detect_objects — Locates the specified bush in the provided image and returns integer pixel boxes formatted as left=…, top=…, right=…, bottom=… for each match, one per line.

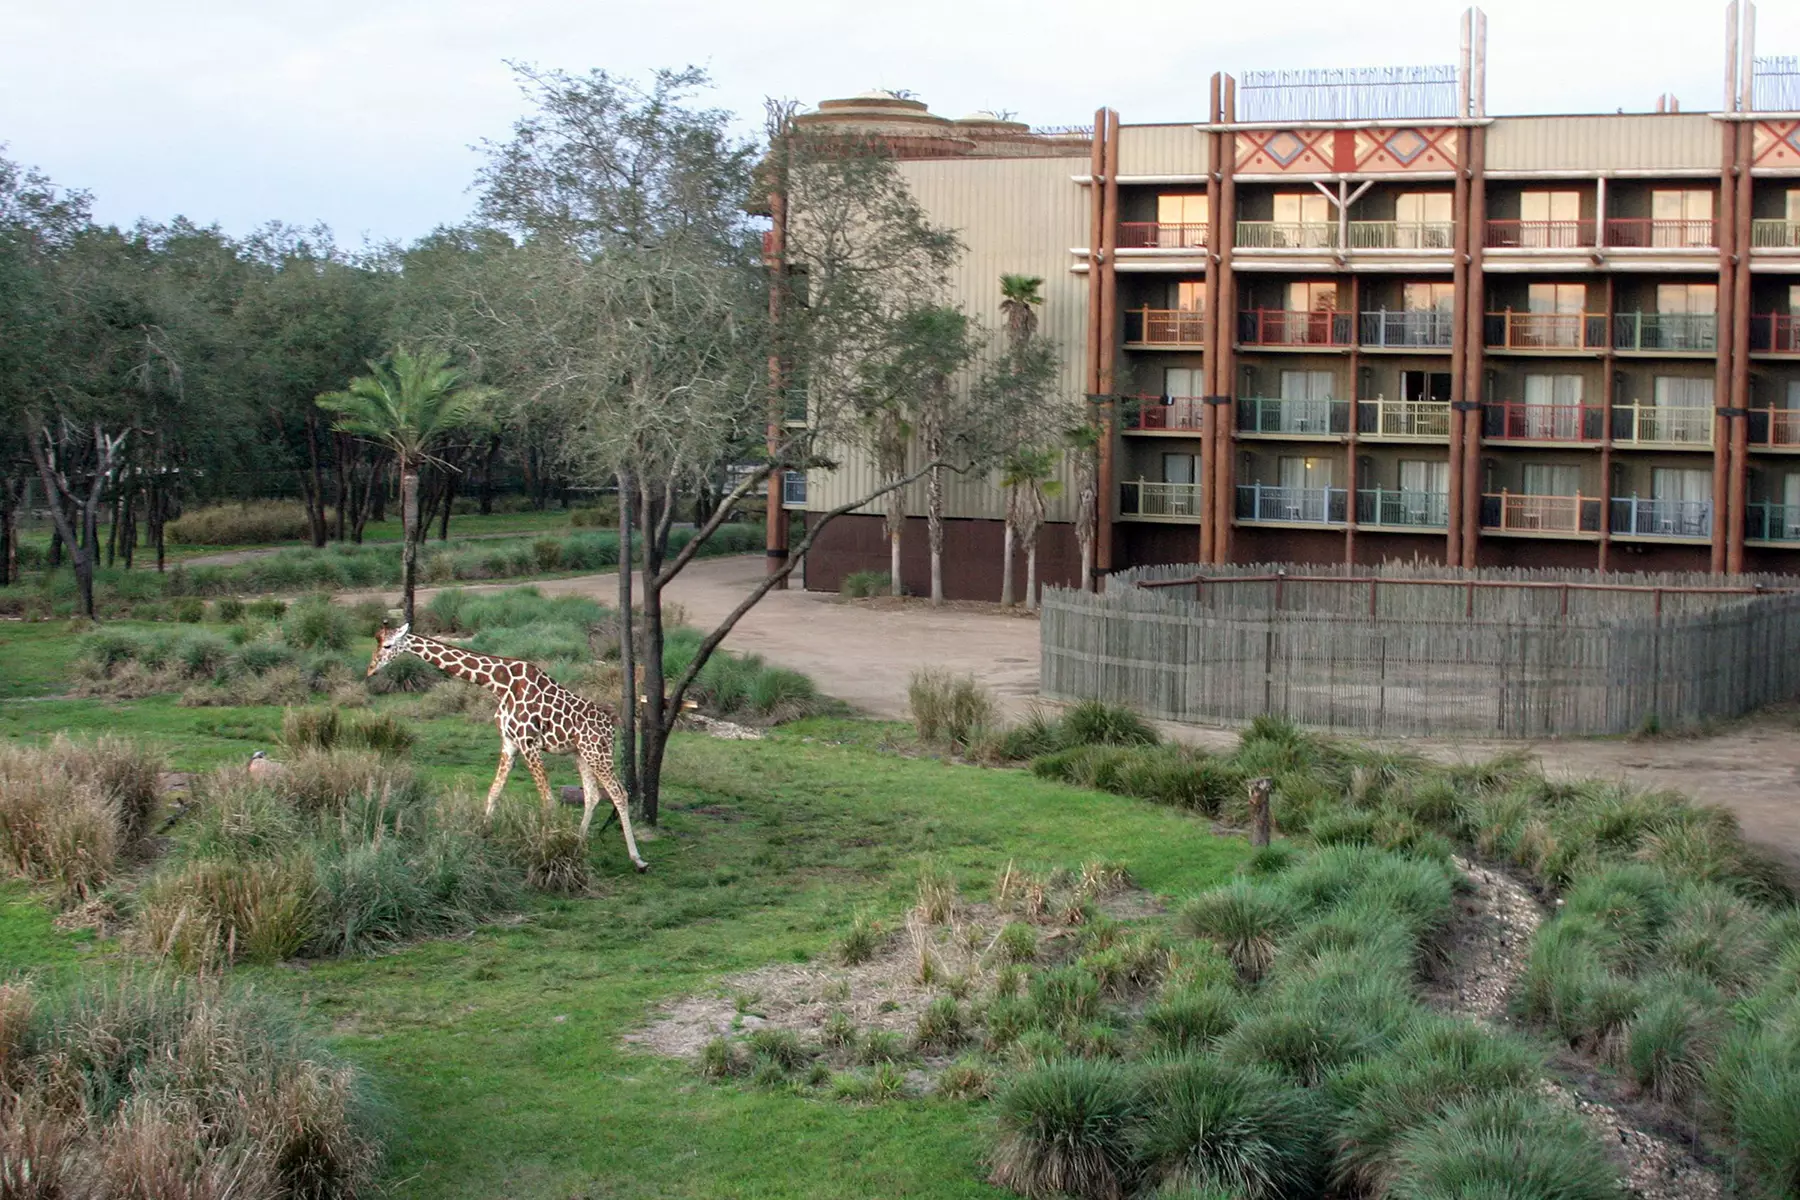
left=283, top=595, right=355, bottom=651
left=502, top=808, right=591, bottom=896
left=172, top=595, right=205, bottom=623
left=989, top=1058, right=1142, bottom=1200
left=1624, top=988, right=1719, bottom=1104
left=215, top=596, right=247, bottom=622
left=367, top=653, right=439, bottom=694
left=1111, top=748, right=1243, bottom=815
left=1031, top=967, right=1105, bottom=1032
left=840, top=570, right=892, bottom=599
left=247, top=598, right=287, bottom=620
left=1136, top=1056, right=1324, bottom=1199
left=838, top=911, right=883, bottom=965
left=909, top=668, right=998, bottom=749
left=997, top=922, right=1039, bottom=964
left=1516, top=916, right=1641, bottom=1049
left=167, top=499, right=316, bottom=545
left=1142, top=985, right=1240, bottom=1054
left=1384, top=1093, right=1620, bottom=1200
left=914, top=995, right=967, bottom=1052
left=1177, top=881, right=1298, bottom=982
left=283, top=707, right=343, bottom=753
left=988, top=708, right=1067, bottom=762
left=347, top=712, right=415, bottom=756
left=1059, top=700, right=1159, bottom=748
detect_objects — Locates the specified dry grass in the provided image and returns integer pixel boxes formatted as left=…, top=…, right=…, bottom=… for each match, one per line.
left=0, top=737, right=164, bottom=905
left=908, top=669, right=998, bottom=750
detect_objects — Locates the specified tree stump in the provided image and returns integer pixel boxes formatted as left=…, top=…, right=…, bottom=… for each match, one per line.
left=1247, top=776, right=1274, bottom=848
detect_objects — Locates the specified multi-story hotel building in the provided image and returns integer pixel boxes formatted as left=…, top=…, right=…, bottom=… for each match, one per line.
left=779, top=12, right=1800, bottom=598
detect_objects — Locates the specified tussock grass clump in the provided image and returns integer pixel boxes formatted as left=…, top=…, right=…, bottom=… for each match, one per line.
left=914, top=995, right=968, bottom=1053
left=838, top=911, right=884, bottom=965
left=839, top=570, right=891, bottom=599
left=1177, top=881, right=1297, bottom=982
left=909, top=668, right=998, bottom=750
left=1136, top=1056, right=1325, bottom=1200
left=1030, top=966, right=1104, bottom=1032
left=0, top=736, right=165, bottom=903
left=997, top=921, right=1039, bottom=964
left=282, top=595, right=354, bottom=651
left=282, top=706, right=342, bottom=753
left=500, top=808, right=591, bottom=897
left=1383, top=1093, right=1620, bottom=1200
left=1059, top=700, right=1159, bottom=749
left=366, top=653, right=438, bottom=694
left=1142, top=985, right=1240, bottom=1054
left=167, top=499, right=317, bottom=545
left=1516, top=916, right=1641, bottom=1050
left=989, top=1058, right=1141, bottom=1200
left=1624, top=988, right=1720, bottom=1104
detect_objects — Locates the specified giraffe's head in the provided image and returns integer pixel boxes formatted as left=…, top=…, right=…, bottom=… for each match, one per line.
left=368, top=623, right=412, bottom=677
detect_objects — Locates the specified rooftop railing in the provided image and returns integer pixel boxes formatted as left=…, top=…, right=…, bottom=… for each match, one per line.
left=1235, top=221, right=1338, bottom=250
left=1750, top=219, right=1800, bottom=249
left=1611, top=497, right=1713, bottom=539
left=1481, top=492, right=1604, bottom=534
left=1236, top=484, right=1349, bottom=525
left=1119, top=222, right=1209, bottom=249
left=1611, top=402, right=1714, bottom=447
left=1613, top=313, right=1718, bottom=352
left=1124, top=307, right=1207, bottom=346
left=1485, top=311, right=1609, bottom=351
left=1357, top=398, right=1452, bottom=439
left=1126, top=395, right=1204, bottom=432
left=1237, top=396, right=1351, bottom=436
left=1482, top=402, right=1606, bottom=442
left=1484, top=219, right=1596, bottom=249
left=1119, top=480, right=1203, bottom=520
left=1357, top=488, right=1449, bottom=529
left=1748, top=314, right=1800, bottom=354
left=1347, top=220, right=1455, bottom=250
left=1361, top=309, right=1455, bottom=348
left=1602, top=218, right=1716, bottom=249
left=1239, top=308, right=1354, bottom=347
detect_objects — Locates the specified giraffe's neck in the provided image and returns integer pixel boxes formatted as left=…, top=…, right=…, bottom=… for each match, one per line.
left=404, top=635, right=517, bottom=697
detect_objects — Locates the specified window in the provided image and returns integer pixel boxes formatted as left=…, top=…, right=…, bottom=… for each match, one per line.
left=1522, top=463, right=1583, bottom=496
left=1401, top=371, right=1453, bottom=403
left=1403, top=282, right=1455, bottom=312
left=1520, top=190, right=1582, bottom=247
left=1788, top=191, right=1800, bottom=223
left=1272, top=193, right=1333, bottom=247
left=1163, top=367, right=1198, bottom=399
left=1155, top=195, right=1208, bottom=247
left=1279, top=370, right=1336, bottom=432
left=1650, top=189, right=1714, bottom=246
left=1399, top=459, right=1449, bottom=495
left=1652, top=468, right=1711, bottom=503
left=1172, top=281, right=1205, bottom=311
left=1288, top=282, right=1338, bottom=312
left=1522, top=374, right=1585, bottom=438
left=1279, top=455, right=1334, bottom=489
left=1653, top=377, right=1713, bottom=408
left=1648, top=469, right=1713, bottom=535
left=1655, top=284, right=1716, bottom=316
left=1528, top=283, right=1586, bottom=314
left=1394, top=193, right=1453, bottom=247
left=1279, top=371, right=1335, bottom=400
left=1785, top=475, right=1800, bottom=535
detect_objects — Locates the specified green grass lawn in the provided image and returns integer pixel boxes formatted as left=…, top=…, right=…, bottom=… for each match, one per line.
left=0, top=623, right=1247, bottom=1199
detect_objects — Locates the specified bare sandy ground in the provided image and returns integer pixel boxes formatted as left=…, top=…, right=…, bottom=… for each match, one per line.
left=349, top=556, right=1800, bottom=875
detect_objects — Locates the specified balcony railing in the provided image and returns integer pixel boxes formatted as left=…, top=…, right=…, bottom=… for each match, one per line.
left=1347, top=221, right=1455, bottom=250
left=1239, top=309, right=1354, bottom=346
left=1750, top=219, right=1800, bottom=249
left=1119, top=222, right=1209, bottom=249
left=1357, top=489, right=1449, bottom=529
left=1361, top=309, right=1455, bottom=348
left=1484, top=219, right=1596, bottom=249
left=1747, top=502, right=1800, bottom=541
left=1235, top=221, right=1337, bottom=249
left=1127, top=395, right=1204, bottom=431
left=1748, top=407, right=1800, bottom=448
left=1119, top=480, right=1203, bottom=519
left=1236, top=484, right=1349, bottom=525
left=1357, top=398, right=1452, bottom=439
left=1481, top=492, right=1604, bottom=534
left=1613, top=312, right=1718, bottom=352
left=1749, top=314, right=1800, bottom=354
left=1603, top=218, right=1716, bottom=249
left=1611, top=497, right=1713, bottom=539
left=1482, top=402, right=1606, bottom=442
left=1485, top=311, right=1609, bottom=350
left=1125, top=307, right=1207, bottom=346
left=781, top=471, right=807, bottom=507
left=1237, top=397, right=1351, bottom=435
left=1611, top=402, right=1714, bottom=446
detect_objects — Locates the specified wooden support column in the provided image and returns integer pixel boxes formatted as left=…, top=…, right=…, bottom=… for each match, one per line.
left=1345, top=275, right=1361, bottom=567
left=1096, top=109, right=1121, bottom=577
left=1599, top=275, right=1615, bottom=573
left=1727, top=118, right=1753, bottom=574
left=1711, top=122, right=1737, bottom=574
left=1212, top=78, right=1238, bottom=563
left=1200, top=76, right=1223, bottom=565
left=764, top=147, right=791, bottom=584
left=1083, top=110, right=1106, bottom=590
left=1446, top=124, right=1471, bottom=567
left=1460, top=123, right=1487, bottom=566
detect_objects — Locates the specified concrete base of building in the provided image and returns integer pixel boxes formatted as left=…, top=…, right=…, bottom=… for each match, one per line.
left=801, top=513, right=1080, bottom=600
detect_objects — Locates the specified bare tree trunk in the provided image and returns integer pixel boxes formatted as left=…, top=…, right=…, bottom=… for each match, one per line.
left=1025, top=539, right=1039, bottom=612
left=333, top=433, right=351, bottom=542
left=1000, top=517, right=1016, bottom=607
left=302, top=411, right=327, bottom=548
left=0, top=477, right=20, bottom=587
left=635, top=476, right=674, bottom=826
left=439, top=458, right=457, bottom=541
left=616, top=468, right=638, bottom=814
left=150, top=475, right=166, bottom=572
left=400, top=457, right=420, bottom=626
left=30, top=424, right=122, bottom=620
left=478, top=434, right=500, bottom=516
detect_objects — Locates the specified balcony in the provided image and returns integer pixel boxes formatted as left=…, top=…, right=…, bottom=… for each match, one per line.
left=1748, top=406, right=1800, bottom=449
left=781, top=471, right=807, bottom=507
left=1485, top=311, right=1608, bottom=351
left=1126, top=395, right=1204, bottom=432
left=1611, top=497, right=1713, bottom=539
left=1602, top=218, right=1716, bottom=249
left=1236, top=221, right=1337, bottom=250
left=1481, top=492, right=1604, bottom=535
left=1239, top=309, right=1354, bottom=347
left=1124, top=308, right=1207, bottom=347
left=1612, top=313, right=1717, bottom=352
left=1357, top=488, right=1449, bottom=530
left=1236, top=484, right=1349, bottom=525
left=1237, top=397, right=1351, bottom=436
left=1357, top=398, right=1452, bottom=440
left=1750, top=219, right=1800, bottom=250
left=1611, top=402, right=1713, bottom=447
left=1361, top=309, right=1455, bottom=348
left=1484, top=219, right=1596, bottom=249
left=1749, top=315, right=1800, bottom=354
left=1483, top=402, right=1606, bottom=443
left=1348, top=221, right=1455, bottom=250
left=1747, top=502, right=1800, bottom=541
left=1119, top=222, right=1208, bottom=249
left=1119, top=480, right=1203, bottom=520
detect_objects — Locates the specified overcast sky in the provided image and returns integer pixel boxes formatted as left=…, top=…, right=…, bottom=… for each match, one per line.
left=3, top=0, right=1795, bottom=246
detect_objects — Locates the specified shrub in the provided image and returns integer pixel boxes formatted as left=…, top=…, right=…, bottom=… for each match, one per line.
left=998, top=922, right=1039, bottom=964
left=283, top=595, right=353, bottom=651
left=840, top=570, right=892, bottom=599
left=1624, top=989, right=1719, bottom=1104
left=747, top=1028, right=811, bottom=1072
left=909, top=668, right=998, bottom=749
left=172, top=595, right=205, bottom=623
left=989, top=1058, right=1142, bottom=1200
left=1136, top=1056, right=1324, bottom=1200
left=1655, top=883, right=1769, bottom=992
left=938, top=1056, right=993, bottom=1100
left=1177, top=881, right=1298, bottom=982
left=700, top=1036, right=748, bottom=1079
left=1032, top=744, right=1136, bottom=792
left=1059, top=700, right=1159, bottom=748
left=175, top=629, right=234, bottom=677
left=215, top=596, right=247, bottom=622
left=346, top=712, right=414, bottom=756
left=167, top=499, right=316, bottom=545
left=1384, top=1093, right=1620, bottom=1200
left=1516, top=916, right=1641, bottom=1049
left=247, top=598, right=287, bottom=620
left=283, top=706, right=342, bottom=753
left=1142, top=986, right=1240, bottom=1054
left=856, top=1029, right=910, bottom=1065
left=745, top=666, right=820, bottom=719
left=1112, top=748, right=1243, bottom=815
left=368, top=653, right=438, bottom=694
left=503, top=808, right=591, bottom=896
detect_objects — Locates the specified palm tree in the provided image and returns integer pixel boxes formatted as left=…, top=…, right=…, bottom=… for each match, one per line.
left=1000, top=447, right=1060, bottom=610
left=317, top=347, right=493, bottom=624
left=999, top=275, right=1044, bottom=349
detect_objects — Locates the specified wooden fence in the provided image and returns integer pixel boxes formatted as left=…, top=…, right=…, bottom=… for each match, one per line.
left=1040, top=563, right=1800, bottom=737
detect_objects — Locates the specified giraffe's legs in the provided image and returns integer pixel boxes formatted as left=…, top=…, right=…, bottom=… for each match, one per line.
left=521, top=747, right=555, bottom=814
left=579, top=747, right=647, bottom=872
left=484, top=741, right=516, bottom=820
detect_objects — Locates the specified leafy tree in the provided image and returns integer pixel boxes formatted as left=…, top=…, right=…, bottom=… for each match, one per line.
left=316, top=347, right=494, bottom=624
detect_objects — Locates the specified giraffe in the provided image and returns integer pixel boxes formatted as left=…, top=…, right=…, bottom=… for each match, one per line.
left=367, top=623, right=649, bottom=872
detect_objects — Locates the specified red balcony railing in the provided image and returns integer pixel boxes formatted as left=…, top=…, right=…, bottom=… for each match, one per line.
left=1126, top=395, right=1204, bottom=431
left=1748, top=406, right=1800, bottom=448
left=1119, top=222, right=1208, bottom=249
left=1238, top=308, right=1354, bottom=347
left=1124, top=308, right=1207, bottom=346
left=1749, top=314, right=1800, bottom=354
left=1602, top=218, right=1716, bottom=249
left=1482, top=402, right=1606, bottom=442
left=1484, top=219, right=1596, bottom=249
left=1485, top=311, right=1609, bottom=350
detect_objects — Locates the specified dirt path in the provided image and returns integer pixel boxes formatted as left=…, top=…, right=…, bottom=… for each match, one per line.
left=344, top=555, right=1800, bottom=874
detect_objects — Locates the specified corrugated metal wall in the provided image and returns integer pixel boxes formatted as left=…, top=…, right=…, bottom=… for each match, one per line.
left=1486, top=114, right=1719, bottom=173
left=805, top=154, right=1092, bottom=523
left=1115, top=124, right=1208, bottom=177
